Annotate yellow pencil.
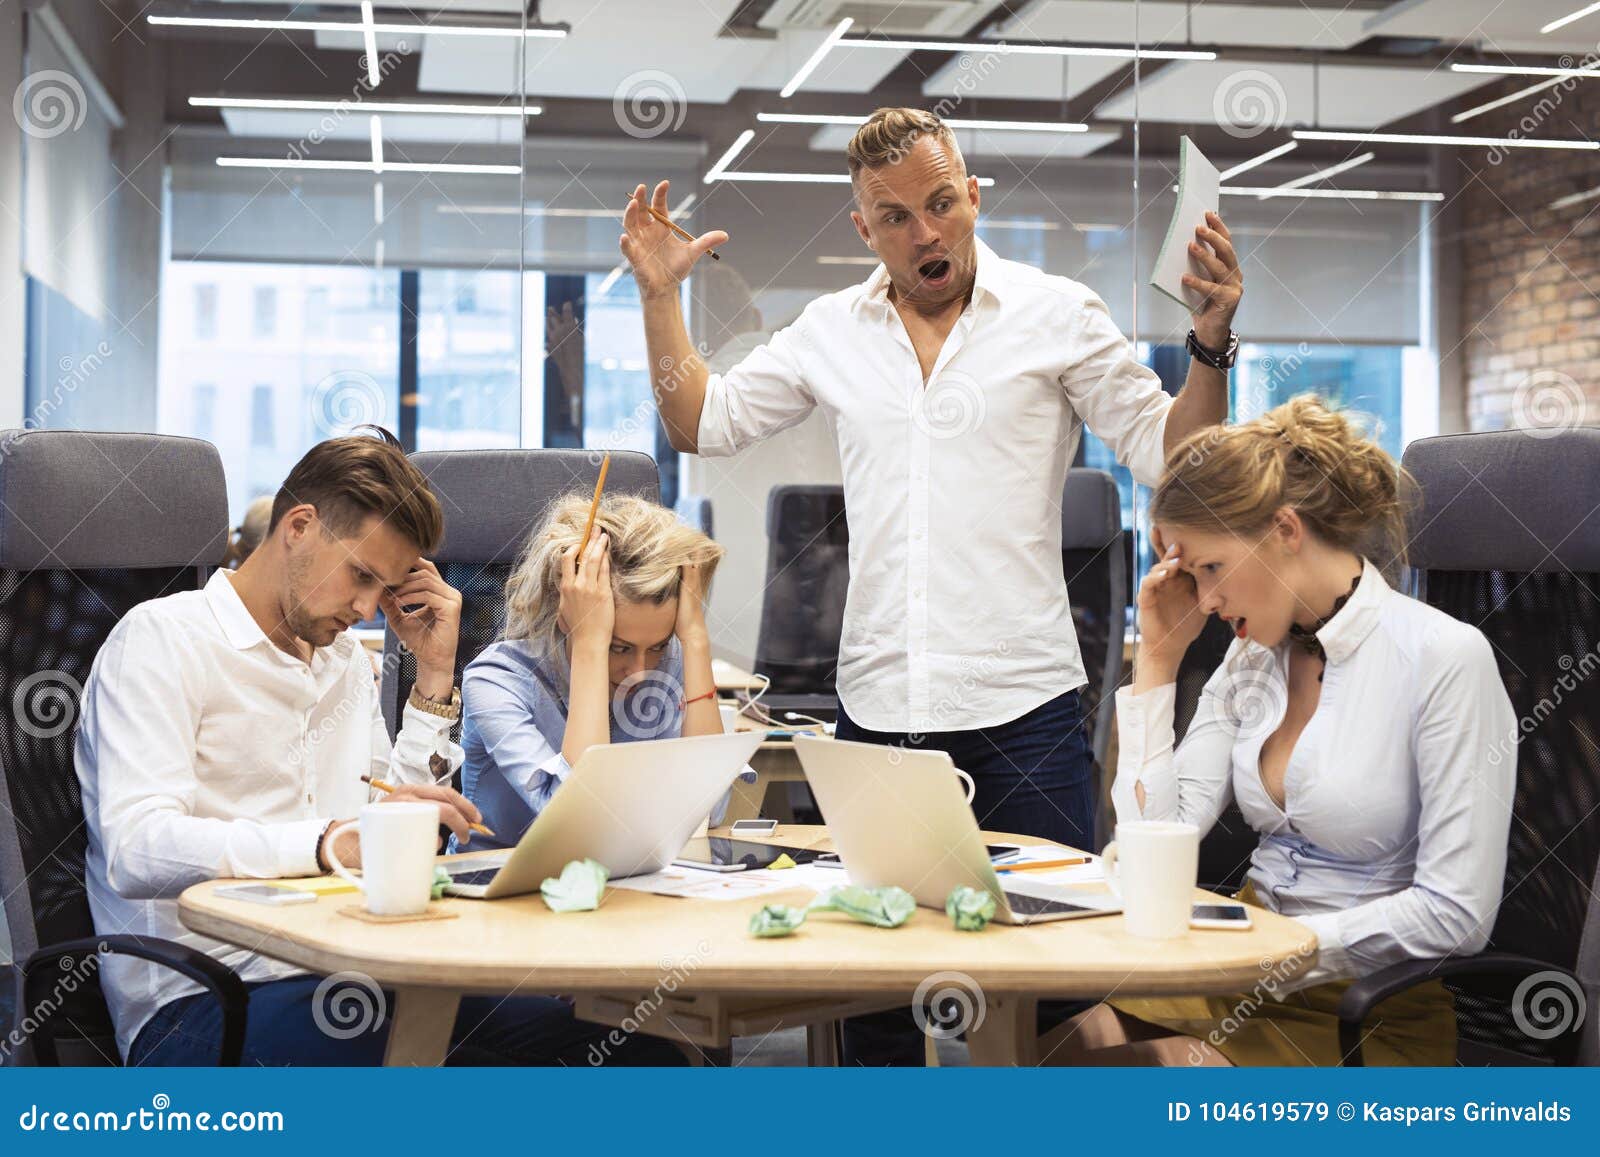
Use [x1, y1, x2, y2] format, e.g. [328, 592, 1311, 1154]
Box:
[995, 857, 1092, 873]
[646, 204, 721, 261]
[362, 775, 495, 838]
[578, 452, 611, 556]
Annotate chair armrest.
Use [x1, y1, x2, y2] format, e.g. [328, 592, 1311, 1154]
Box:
[19, 935, 249, 1066]
[1337, 952, 1577, 1066]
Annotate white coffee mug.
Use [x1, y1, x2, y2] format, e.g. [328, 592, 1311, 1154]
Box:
[1101, 820, 1200, 939]
[324, 801, 441, 917]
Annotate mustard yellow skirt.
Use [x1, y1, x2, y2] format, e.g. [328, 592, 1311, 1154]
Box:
[1108, 883, 1456, 1066]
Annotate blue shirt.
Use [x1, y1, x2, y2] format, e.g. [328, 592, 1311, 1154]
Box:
[459, 637, 753, 850]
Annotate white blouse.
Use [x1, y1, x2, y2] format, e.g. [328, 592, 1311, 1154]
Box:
[1112, 558, 1517, 985]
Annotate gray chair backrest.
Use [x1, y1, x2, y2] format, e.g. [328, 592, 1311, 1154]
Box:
[1402, 426, 1600, 1065]
[0, 430, 225, 1050]
[752, 485, 848, 696]
[378, 449, 661, 740]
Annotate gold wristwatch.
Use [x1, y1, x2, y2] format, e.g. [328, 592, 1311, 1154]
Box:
[408, 684, 462, 721]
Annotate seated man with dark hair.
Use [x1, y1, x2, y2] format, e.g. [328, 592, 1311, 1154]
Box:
[76, 427, 683, 1066]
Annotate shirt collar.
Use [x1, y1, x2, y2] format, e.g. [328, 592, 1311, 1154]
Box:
[1315, 557, 1388, 665]
[855, 235, 1006, 317]
[205, 569, 271, 651]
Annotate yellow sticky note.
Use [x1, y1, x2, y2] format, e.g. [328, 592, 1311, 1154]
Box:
[276, 876, 359, 896]
[768, 853, 797, 871]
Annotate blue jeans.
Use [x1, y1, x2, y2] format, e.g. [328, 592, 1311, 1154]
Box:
[833, 687, 1097, 1065]
[128, 975, 688, 1067]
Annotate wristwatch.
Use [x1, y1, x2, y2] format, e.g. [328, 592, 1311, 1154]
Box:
[408, 684, 462, 721]
[1186, 328, 1239, 371]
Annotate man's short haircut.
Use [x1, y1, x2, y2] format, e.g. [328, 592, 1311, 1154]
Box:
[845, 107, 962, 179]
[270, 426, 443, 555]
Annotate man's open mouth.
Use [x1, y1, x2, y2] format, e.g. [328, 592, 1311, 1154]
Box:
[917, 258, 952, 285]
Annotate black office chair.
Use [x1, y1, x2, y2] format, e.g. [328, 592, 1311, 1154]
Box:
[749, 485, 849, 720]
[1333, 427, 1600, 1066]
[1059, 469, 1128, 851]
[378, 449, 661, 746]
[0, 430, 247, 1066]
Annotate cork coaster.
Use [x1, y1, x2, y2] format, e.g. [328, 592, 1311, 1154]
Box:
[338, 903, 459, 924]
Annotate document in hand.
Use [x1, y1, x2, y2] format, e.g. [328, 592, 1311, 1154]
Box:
[1150, 135, 1222, 311]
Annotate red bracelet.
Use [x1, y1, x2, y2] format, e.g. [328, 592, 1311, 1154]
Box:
[681, 689, 717, 709]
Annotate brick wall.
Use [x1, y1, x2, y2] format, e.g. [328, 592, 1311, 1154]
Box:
[1459, 74, 1600, 432]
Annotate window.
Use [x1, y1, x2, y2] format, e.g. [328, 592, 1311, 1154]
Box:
[250, 385, 274, 448]
[305, 288, 329, 337]
[192, 383, 216, 441]
[414, 269, 538, 452]
[193, 284, 217, 340]
[253, 286, 277, 339]
[581, 272, 662, 460]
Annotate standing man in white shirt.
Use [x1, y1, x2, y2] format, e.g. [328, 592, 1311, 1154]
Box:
[77, 428, 682, 1066]
[621, 107, 1242, 851]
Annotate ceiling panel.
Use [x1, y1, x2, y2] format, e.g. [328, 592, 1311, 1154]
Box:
[1094, 58, 1497, 128]
[1362, 0, 1600, 56]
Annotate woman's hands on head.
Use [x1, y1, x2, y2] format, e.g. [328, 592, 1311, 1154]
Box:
[674, 560, 711, 648]
[1137, 542, 1208, 669]
[557, 529, 614, 650]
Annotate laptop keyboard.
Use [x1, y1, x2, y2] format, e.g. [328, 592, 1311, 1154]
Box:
[1004, 890, 1092, 917]
[445, 854, 510, 888]
[446, 868, 502, 887]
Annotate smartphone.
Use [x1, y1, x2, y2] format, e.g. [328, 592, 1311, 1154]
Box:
[215, 884, 317, 906]
[731, 818, 778, 837]
[1190, 902, 1253, 929]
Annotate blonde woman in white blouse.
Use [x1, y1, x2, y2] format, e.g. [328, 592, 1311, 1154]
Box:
[1054, 395, 1516, 1066]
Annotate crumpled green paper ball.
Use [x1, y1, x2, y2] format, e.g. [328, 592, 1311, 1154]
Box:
[808, 884, 916, 928]
[945, 885, 997, 931]
[430, 867, 452, 901]
[540, 858, 609, 912]
[749, 904, 808, 937]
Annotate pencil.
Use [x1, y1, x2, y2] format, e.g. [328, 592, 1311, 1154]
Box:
[362, 776, 496, 838]
[578, 451, 611, 558]
[995, 857, 1092, 873]
[646, 204, 721, 261]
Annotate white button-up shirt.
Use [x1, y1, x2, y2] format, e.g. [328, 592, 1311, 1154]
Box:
[75, 569, 456, 1057]
[1112, 560, 1518, 984]
[697, 237, 1175, 732]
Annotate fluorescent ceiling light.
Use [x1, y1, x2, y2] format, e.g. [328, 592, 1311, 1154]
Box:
[1542, 2, 1600, 33]
[191, 96, 541, 116]
[148, 15, 565, 38]
[781, 17, 854, 98]
[217, 157, 520, 174]
[980, 219, 1064, 230]
[1217, 141, 1297, 181]
[1452, 76, 1568, 123]
[369, 116, 383, 174]
[1221, 185, 1444, 201]
[703, 129, 755, 183]
[1294, 129, 1599, 150]
[838, 35, 1214, 61]
[711, 170, 995, 186]
[757, 111, 1088, 133]
[1450, 61, 1600, 78]
[1261, 152, 1374, 197]
[1549, 183, 1600, 209]
[817, 255, 879, 265]
[373, 180, 384, 225]
[360, 2, 379, 86]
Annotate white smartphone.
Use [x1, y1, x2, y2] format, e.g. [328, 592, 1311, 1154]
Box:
[1190, 901, 1253, 930]
[730, 818, 778, 836]
[215, 884, 317, 906]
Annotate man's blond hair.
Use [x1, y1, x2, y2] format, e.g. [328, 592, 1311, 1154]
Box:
[845, 107, 963, 178]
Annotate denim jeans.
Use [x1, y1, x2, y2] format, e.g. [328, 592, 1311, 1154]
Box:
[833, 687, 1097, 1065]
[128, 974, 688, 1067]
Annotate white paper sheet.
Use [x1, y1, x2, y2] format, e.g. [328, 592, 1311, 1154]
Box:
[1150, 135, 1222, 311]
[608, 862, 838, 902]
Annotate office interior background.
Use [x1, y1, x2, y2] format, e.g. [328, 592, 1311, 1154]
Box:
[1, 0, 1597, 968]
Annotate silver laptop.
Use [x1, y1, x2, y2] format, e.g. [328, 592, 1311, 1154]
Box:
[793, 734, 1122, 925]
[441, 730, 765, 899]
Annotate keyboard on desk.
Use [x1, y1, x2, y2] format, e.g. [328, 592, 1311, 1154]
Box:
[444, 853, 511, 889]
[1003, 889, 1099, 917]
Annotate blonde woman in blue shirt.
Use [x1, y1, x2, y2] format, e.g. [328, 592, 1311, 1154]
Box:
[460, 493, 749, 848]
[1054, 395, 1516, 1067]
